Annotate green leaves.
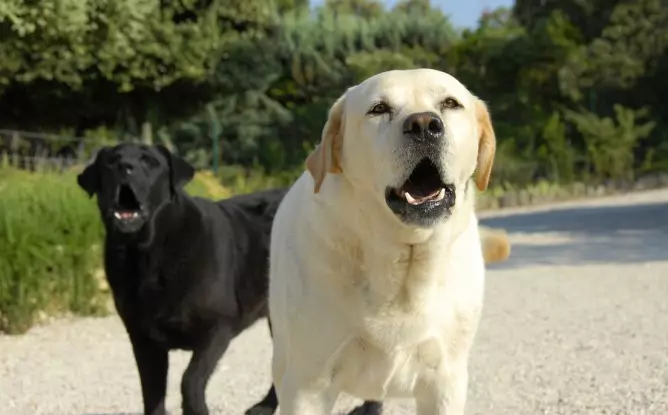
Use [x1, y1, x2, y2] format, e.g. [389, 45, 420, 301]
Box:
[0, 0, 667, 188]
[345, 50, 417, 83]
[0, 0, 92, 89]
[565, 0, 668, 92]
[564, 105, 656, 180]
[89, 0, 222, 92]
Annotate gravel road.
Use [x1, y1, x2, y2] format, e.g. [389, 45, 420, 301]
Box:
[2, 189, 667, 415]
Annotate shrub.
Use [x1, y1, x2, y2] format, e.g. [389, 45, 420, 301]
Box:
[218, 164, 302, 194]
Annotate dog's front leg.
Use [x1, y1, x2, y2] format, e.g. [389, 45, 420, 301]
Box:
[414, 361, 469, 415]
[128, 332, 169, 415]
[181, 324, 234, 415]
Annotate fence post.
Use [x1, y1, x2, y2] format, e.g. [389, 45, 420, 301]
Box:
[10, 131, 20, 167]
[207, 104, 221, 175]
[141, 122, 153, 145]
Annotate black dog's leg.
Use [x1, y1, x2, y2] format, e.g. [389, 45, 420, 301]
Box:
[347, 401, 383, 415]
[129, 332, 169, 415]
[245, 318, 278, 415]
[181, 324, 234, 415]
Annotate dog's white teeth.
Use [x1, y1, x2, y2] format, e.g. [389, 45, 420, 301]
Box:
[404, 192, 420, 205]
[403, 188, 446, 205]
[434, 188, 446, 201]
[114, 211, 139, 220]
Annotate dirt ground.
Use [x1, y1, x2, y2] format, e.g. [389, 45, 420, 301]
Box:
[2, 189, 667, 415]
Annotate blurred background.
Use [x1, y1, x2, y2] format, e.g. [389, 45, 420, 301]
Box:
[1, 0, 668, 334]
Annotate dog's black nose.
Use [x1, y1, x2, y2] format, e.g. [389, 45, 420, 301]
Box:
[403, 112, 444, 142]
[119, 161, 134, 175]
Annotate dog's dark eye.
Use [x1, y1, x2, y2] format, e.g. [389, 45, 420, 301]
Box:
[141, 155, 159, 167]
[367, 102, 392, 116]
[441, 97, 462, 110]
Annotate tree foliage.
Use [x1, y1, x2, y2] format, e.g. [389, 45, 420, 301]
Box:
[1, 0, 667, 185]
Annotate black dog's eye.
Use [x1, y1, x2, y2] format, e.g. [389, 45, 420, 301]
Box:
[141, 154, 159, 167]
[441, 97, 462, 110]
[367, 101, 392, 116]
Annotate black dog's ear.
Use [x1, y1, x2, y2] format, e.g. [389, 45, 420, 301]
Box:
[77, 148, 108, 198]
[156, 144, 195, 191]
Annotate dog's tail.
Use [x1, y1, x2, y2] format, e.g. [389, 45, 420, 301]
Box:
[479, 226, 511, 264]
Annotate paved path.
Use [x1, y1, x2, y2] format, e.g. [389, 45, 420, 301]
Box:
[2, 189, 668, 415]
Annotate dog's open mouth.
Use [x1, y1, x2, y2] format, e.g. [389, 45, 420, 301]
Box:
[390, 158, 450, 205]
[385, 158, 455, 225]
[113, 184, 142, 222]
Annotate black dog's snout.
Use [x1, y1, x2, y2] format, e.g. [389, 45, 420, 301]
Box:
[118, 161, 135, 175]
[403, 112, 444, 142]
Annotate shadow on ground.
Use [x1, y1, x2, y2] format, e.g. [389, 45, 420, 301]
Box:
[480, 201, 668, 269]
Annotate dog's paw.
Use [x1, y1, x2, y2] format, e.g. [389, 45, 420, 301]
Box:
[244, 405, 275, 415]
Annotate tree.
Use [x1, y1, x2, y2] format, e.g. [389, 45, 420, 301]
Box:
[564, 105, 656, 180]
[0, 0, 280, 134]
[393, 0, 434, 15]
[538, 111, 576, 183]
[323, 0, 384, 19]
[513, 0, 624, 42]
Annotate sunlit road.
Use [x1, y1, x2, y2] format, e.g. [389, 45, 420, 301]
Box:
[2, 189, 667, 415]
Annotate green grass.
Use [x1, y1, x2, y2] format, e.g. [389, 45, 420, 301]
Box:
[0, 168, 105, 333]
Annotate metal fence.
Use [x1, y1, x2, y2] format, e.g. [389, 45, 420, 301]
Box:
[0, 129, 89, 172]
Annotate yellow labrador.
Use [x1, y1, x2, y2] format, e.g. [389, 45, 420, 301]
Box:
[269, 68, 501, 415]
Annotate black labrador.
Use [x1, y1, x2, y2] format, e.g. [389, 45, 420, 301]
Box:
[77, 143, 382, 415]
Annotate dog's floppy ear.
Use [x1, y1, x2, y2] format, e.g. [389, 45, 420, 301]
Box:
[77, 147, 108, 198]
[156, 144, 195, 192]
[306, 92, 346, 193]
[474, 99, 496, 191]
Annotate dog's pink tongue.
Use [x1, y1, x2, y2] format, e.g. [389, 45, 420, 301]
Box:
[119, 211, 135, 219]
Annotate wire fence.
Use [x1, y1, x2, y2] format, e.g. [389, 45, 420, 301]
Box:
[0, 129, 92, 173]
